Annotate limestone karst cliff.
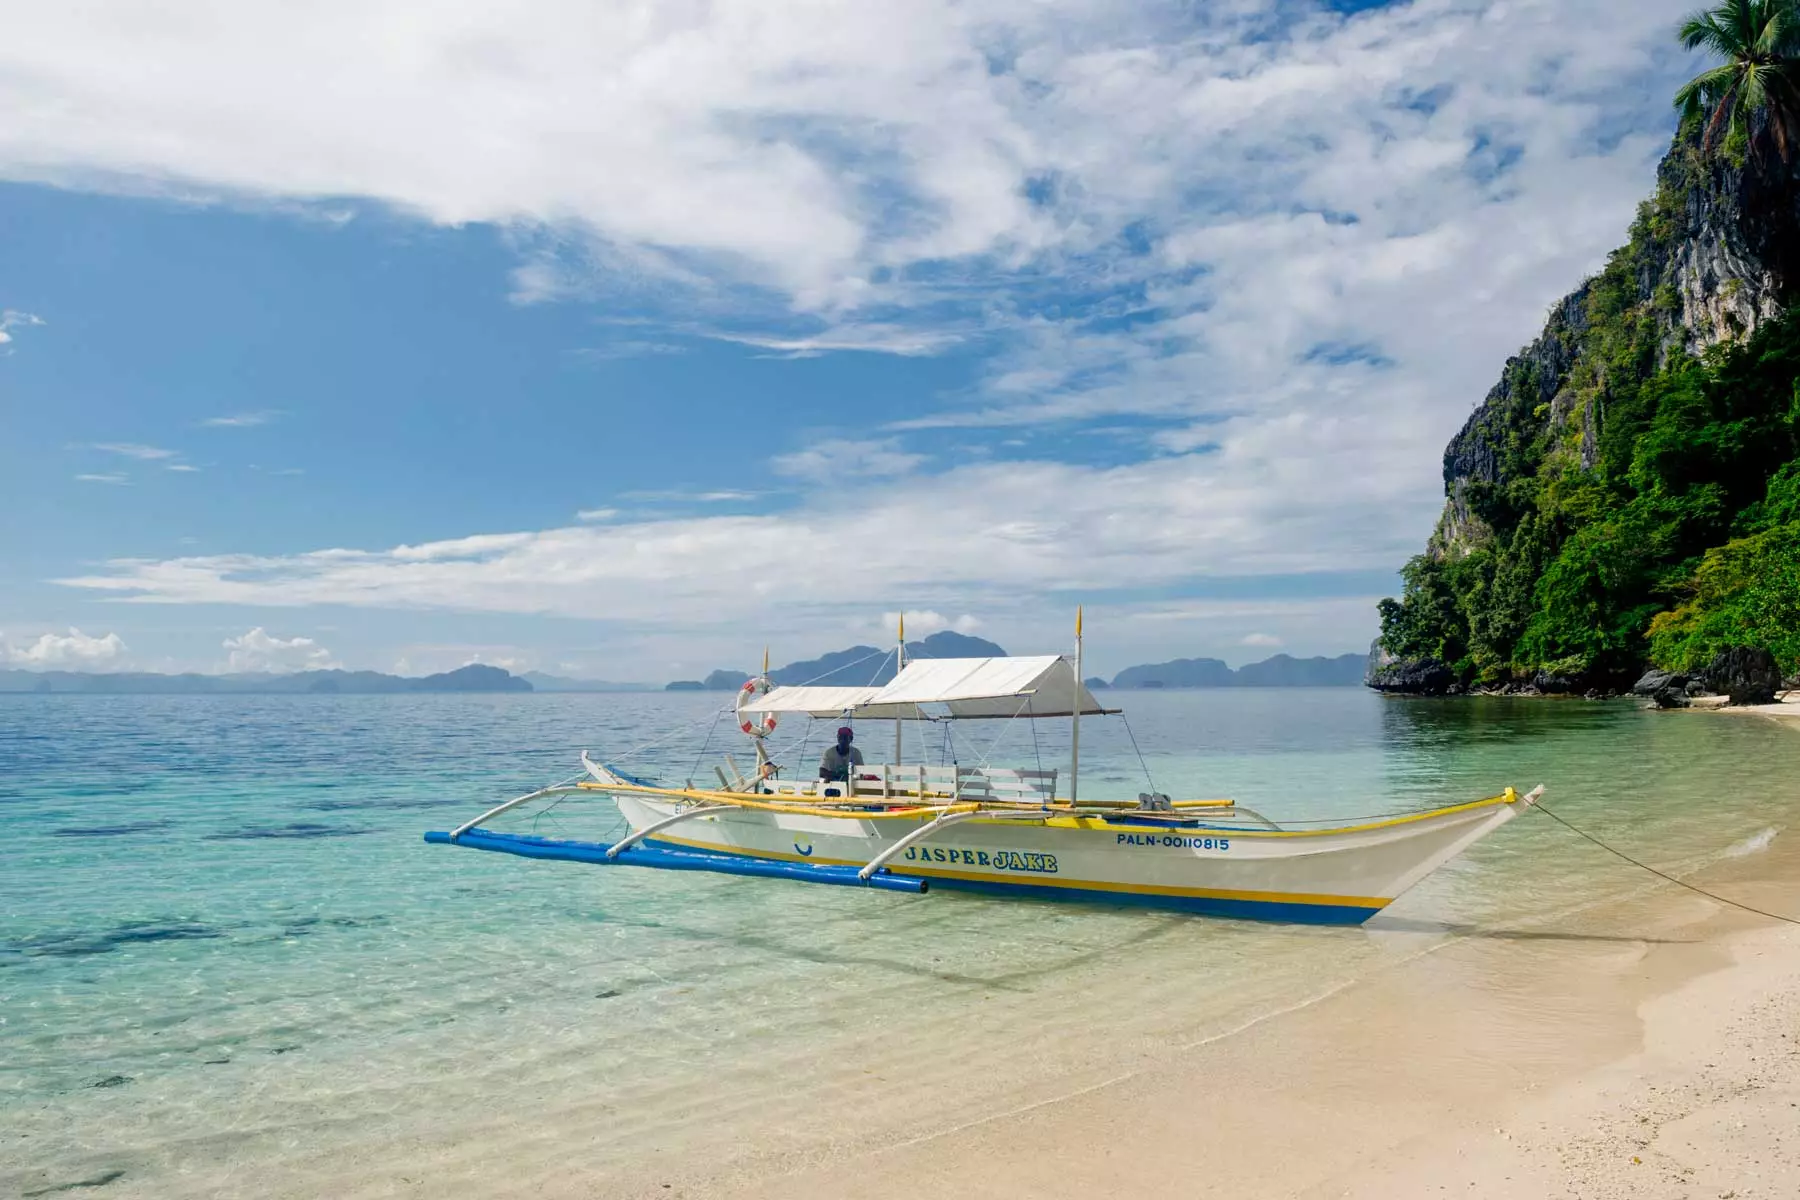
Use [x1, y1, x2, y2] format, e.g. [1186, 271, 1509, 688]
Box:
[1372, 121, 1800, 694]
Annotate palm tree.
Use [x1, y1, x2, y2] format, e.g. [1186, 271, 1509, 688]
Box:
[1675, 0, 1800, 160]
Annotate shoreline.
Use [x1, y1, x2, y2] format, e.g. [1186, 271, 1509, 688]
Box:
[687, 838, 1800, 1200]
[7, 697, 1797, 1200]
[1716, 692, 1800, 732]
[671, 721, 1800, 1199]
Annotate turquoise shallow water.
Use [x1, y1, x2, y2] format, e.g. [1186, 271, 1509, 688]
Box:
[3, 690, 1798, 1196]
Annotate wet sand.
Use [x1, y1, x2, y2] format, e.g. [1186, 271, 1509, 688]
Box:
[687, 839, 1800, 1200]
[1720, 691, 1800, 732]
[637, 780, 1800, 1194]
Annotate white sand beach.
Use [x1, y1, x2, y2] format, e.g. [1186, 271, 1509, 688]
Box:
[691, 839, 1800, 1200]
[638, 714, 1800, 1200]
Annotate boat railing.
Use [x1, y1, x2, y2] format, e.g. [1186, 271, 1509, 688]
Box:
[848, 763, 1058, 804]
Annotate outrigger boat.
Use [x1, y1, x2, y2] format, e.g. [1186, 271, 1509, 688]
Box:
[428, 613, 1542, 925]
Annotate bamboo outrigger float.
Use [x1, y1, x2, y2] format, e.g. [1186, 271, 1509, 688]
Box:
[428, 613, 1543, 925]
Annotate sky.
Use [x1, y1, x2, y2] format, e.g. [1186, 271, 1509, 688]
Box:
[1, 0, 1699, 681]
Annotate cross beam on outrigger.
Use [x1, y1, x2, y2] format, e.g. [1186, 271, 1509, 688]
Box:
[426, 610, 1543, 925]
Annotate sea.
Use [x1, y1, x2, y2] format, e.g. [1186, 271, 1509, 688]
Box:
[4, 689, 1798, 1197]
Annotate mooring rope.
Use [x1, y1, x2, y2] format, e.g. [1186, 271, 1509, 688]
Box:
[1532, 800, 1800, 927]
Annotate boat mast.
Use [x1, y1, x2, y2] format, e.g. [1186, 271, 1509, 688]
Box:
[1070, 605, 1083, 806]
[894, 613, 905, 768]
[753, 645, 772, 780]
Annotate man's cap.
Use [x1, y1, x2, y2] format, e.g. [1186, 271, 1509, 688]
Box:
[836, 726, 854, 738]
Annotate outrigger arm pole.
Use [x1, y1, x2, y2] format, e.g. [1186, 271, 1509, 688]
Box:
[604, 805, 734, 859]
[448, 784, 584, 841]
[858, 808, 984, 880]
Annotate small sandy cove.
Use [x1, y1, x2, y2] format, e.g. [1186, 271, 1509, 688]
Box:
[684, 708, 1800, 1200]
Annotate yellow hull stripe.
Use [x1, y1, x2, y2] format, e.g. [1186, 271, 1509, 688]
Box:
[647, 830, 1392, 910]
[597, 779, 1519, 839]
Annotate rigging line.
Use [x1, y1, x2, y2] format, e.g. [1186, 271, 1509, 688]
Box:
[1119, 713, 1159, 796]
[1532, 801, 1800, 928]
[789, 646, 893, 689]
[972, 695, 1035, 769]
[865, 645, 897, 688]
[609, 706, 735, 764]
[684, 706, 728, 789]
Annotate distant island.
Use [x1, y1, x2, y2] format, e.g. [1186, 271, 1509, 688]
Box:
[670, 630, 1008, 690]
[679, 635, 1367, 690]
[521, 672, 658, 693]
[1111, 653, 1366, 688]
[0, 663, 532, 695]
[4, 640, 1371, 696]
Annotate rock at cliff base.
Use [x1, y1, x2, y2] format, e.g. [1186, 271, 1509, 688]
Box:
[1652, 686, 1692, 709]
[1633, 669, 1688, 696]
[1365, 658, 1456, 696]
[1532, 669, 1582, 694]
[1701, 647, 1781, 706]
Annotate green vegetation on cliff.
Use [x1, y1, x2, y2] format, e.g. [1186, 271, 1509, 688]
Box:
[1377, 128, 1800, 686]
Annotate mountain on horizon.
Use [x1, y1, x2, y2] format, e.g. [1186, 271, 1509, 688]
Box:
[521, 671, 658, 693]
[1110, 652, 1366, 688]
[671, 630, 1010, 691]
[0, 663, 533, 695]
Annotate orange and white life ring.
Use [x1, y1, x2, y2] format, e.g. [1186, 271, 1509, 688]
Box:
[736, 676, 779, 738]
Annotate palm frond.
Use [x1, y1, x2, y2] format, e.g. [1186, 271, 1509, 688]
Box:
[1703, 81, 1742, 149]
[1680, 9, 1735, 54]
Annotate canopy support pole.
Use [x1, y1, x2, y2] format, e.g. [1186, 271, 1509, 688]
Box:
[605, 804, 734, 859]
[894, 614, 905, 769]
[1070, 606, 1083, 806]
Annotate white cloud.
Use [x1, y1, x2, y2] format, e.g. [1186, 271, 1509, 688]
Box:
[0, 1, 1693, 323]
[575, 507, 620, 522]
[74, 473, 131, 485]
[884, 610, 983, 638]
[3, 627, 127, 668]
[0, 309, 44, 348]
[199, 410, 283, 427]
[1241, 632, 1282, 648]
[222, 627, 340, 672]
[709, 325, 964, 359]
[618, 489, 758, 502]
[771, 438, 926, 479]
[7, 0, 1706, 672]
[91, 442, 179, 460]
[167, 463, 202, 473]
[57, 449, 1417, 632]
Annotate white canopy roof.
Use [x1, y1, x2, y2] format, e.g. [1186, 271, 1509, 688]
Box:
[747, 656, 1112, 720]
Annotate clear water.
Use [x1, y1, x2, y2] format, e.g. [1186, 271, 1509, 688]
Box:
[3, 690, 1797, 1196]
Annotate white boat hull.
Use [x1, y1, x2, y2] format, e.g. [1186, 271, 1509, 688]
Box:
[614, 791, 1533, 925]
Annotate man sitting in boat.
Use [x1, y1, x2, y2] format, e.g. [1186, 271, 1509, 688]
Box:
[819, 726, 864, 782]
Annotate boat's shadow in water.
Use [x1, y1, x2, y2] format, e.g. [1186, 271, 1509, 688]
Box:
[1367, 915, 1690, 944]
[598, 910, 1193, 992]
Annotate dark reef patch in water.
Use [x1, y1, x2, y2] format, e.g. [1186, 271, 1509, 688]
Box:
[50, 821, 173, 838]
[206, 822, 372, 840]
[22, 1170, 127, 1197]
[10, 921, 225, 957]
[302, 796, 452, 812]
[276, 915, 387, 938]
[88, 1075, 132, 1089]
